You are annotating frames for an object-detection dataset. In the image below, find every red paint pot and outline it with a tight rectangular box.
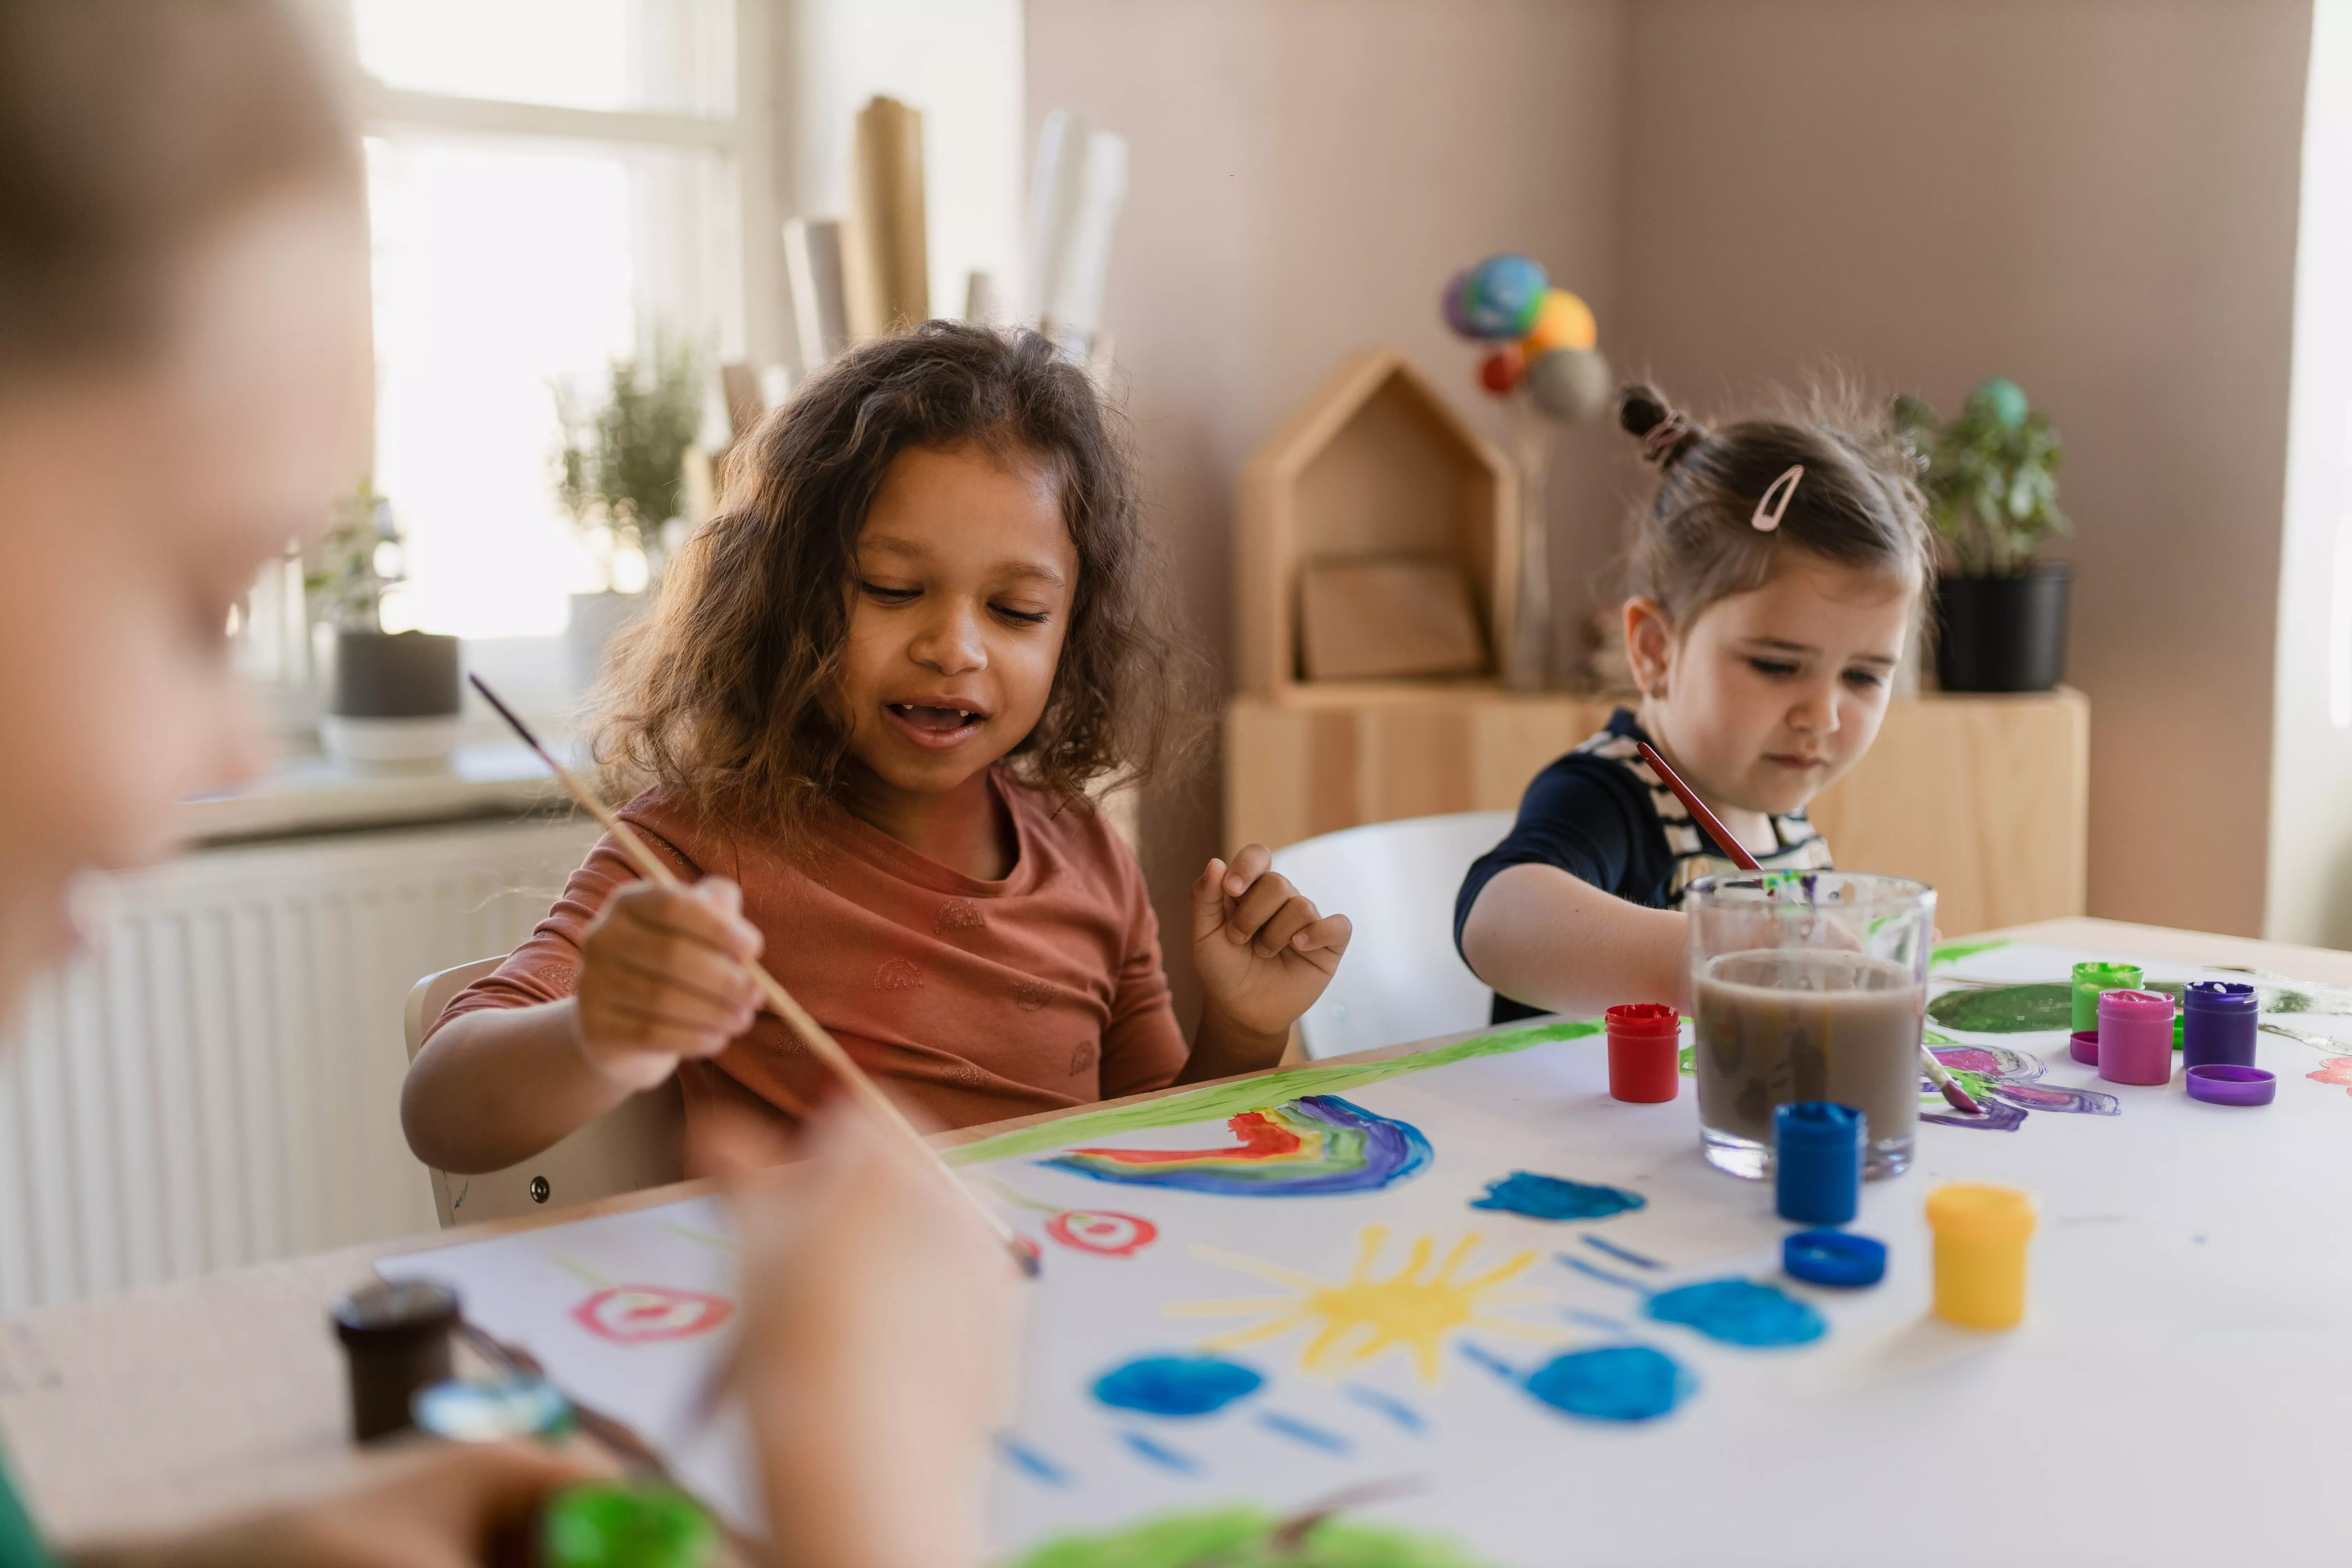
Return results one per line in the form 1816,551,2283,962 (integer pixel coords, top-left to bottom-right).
1606,1003,1680,1103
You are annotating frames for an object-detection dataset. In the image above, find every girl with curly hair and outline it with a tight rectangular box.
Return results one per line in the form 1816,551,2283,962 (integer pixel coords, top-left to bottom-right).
405,323,1352,1172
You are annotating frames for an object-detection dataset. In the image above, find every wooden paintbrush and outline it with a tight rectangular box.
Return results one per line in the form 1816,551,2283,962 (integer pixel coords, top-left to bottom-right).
1634,739,1983,1117
468,674,1040,1277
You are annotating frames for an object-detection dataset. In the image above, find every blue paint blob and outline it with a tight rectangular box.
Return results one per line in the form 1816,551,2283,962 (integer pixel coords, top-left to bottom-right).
1343,1384,1426,1434
1117,1430,1200,1474
1472,1171,1646,1222
1521,1345,1693,1423
1091,1354,1264,1417
1256,1410,1351,1454
994,1435,1071,1487
1644,1278,1826,1348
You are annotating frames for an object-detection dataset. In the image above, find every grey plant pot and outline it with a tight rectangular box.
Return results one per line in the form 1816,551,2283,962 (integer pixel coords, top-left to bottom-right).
323,630,462,766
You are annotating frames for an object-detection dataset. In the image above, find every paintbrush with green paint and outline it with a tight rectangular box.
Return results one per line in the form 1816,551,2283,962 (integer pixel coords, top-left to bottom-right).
1635,740,1983,1117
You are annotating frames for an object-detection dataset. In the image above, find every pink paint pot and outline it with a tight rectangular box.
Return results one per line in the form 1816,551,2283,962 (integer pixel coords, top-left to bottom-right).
2097,989,2176,1086
2069,1029,2100,1066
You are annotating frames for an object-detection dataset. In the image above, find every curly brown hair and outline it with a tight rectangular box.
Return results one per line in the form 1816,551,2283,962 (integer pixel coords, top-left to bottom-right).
589,321,1201,845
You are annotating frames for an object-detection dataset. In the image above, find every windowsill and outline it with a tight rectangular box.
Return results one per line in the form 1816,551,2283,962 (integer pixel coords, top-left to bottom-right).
176,741,575,847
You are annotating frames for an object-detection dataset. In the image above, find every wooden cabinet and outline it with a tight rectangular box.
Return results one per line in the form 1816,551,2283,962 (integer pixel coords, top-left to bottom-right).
1224,684,2088,937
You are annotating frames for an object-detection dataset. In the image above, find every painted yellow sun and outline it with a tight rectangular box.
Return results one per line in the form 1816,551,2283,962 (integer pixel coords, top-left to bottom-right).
1165,1224,1560,1384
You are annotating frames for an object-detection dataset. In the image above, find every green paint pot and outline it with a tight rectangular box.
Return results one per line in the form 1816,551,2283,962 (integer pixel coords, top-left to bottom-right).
2071,962,2143,1034
541,1482,718,1568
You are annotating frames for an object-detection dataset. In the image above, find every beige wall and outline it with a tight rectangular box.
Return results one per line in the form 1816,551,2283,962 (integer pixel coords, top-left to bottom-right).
1613,0,2311,935
1026,0,1627,1025
1030,0,2315,968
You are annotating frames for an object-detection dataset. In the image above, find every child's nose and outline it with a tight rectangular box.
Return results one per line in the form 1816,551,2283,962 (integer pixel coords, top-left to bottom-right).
1790,680,1841,735
908,602,987,673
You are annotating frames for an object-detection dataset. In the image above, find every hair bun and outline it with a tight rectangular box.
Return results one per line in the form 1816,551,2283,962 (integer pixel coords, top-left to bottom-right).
1619,385,1701,466
1619,386,1671,439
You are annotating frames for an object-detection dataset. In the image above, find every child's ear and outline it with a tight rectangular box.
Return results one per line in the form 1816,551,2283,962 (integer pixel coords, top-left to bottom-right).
1623,596,1675,699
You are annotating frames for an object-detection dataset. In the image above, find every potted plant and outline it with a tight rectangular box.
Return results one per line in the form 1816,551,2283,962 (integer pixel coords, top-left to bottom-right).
554,334,707,691
307,481,461,766
1894,378,2071,693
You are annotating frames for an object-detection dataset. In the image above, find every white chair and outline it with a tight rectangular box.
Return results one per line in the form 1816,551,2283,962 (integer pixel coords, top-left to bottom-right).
404,957,685,1228
1272,810,1515,1059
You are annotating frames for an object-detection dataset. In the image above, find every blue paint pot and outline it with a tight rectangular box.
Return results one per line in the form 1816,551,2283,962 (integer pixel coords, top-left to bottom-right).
1774,1101,1863,1227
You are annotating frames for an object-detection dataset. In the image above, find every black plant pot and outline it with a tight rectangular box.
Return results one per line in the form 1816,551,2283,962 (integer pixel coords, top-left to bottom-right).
332,630,461,718
1934,564,2071,693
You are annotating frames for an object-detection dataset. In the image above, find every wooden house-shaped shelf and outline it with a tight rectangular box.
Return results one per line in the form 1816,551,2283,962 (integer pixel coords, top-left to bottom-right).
1236,347,1517,699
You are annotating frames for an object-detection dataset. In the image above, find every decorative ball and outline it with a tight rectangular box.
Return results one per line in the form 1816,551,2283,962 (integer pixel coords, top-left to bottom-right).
1440,268,1478,337
1448,253,1548,340
1969,377,2030,429
1521,288,1597,355
1478,347,1524,394
1526,346,1614,423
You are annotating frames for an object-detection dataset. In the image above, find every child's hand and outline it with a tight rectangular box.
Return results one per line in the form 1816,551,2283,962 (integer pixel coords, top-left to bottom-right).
573,877,764,1092
1189,845,1353,1042
716,1103,1021,1568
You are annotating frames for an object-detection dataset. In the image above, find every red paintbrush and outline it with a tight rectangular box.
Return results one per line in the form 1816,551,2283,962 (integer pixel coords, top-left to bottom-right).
1636,740,1982,1117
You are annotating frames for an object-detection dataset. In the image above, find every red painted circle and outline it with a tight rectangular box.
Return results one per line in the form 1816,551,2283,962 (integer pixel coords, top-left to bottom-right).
571,1284,734,1343
1045,1210,1159,1257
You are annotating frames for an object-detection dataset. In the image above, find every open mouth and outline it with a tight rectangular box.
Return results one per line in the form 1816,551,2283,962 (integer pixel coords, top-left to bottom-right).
884,702,989,746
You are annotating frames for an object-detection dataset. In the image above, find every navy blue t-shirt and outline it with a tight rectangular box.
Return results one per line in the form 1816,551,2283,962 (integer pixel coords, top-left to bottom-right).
1453,709,1833,1023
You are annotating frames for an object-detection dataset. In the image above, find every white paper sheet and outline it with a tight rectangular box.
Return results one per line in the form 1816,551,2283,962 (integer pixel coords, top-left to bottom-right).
382,942,2352,1566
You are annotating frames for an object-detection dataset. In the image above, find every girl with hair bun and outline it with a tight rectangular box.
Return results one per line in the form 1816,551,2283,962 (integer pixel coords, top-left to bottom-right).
1454,383,1933,1022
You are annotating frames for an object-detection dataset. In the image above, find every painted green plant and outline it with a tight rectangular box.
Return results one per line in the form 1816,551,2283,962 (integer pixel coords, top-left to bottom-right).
1891,378,2066,578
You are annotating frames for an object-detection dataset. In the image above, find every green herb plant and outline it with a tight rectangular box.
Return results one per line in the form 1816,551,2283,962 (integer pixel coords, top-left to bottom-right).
554,331,707,586
1891,377,2067,578
306,479,401,634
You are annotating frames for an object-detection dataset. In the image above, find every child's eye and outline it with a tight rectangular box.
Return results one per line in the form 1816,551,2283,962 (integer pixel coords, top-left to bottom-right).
858,580,919,604
1746,658,1800,679
993,603,1051,626
1843,668,1888,690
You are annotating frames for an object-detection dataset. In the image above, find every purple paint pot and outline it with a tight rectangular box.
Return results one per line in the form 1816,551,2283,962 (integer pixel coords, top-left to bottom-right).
2182,981,2258,1070
2185,1064,2275,1107
2068,1029,2100,1066
2097,989,2175,1086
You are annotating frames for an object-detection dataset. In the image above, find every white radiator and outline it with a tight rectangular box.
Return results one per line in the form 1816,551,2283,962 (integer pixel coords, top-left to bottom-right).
0,816,598,1314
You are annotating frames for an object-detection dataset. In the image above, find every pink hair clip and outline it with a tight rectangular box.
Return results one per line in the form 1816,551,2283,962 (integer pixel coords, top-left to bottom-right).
1642,414,1690,463
1751,464,1804,532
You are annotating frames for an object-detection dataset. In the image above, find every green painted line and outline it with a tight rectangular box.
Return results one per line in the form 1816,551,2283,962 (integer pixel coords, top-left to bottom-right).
945,1020,1602,1167
1931,937,2010,967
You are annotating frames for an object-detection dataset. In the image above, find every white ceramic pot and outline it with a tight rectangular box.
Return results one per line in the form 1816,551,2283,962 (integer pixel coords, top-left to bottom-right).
320,713,462,767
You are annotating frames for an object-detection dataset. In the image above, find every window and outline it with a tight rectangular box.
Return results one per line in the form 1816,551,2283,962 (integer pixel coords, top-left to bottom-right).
350,0,764,639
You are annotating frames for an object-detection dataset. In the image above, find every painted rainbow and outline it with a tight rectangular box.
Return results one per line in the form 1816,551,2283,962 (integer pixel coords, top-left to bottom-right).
1041,1095,1432,1196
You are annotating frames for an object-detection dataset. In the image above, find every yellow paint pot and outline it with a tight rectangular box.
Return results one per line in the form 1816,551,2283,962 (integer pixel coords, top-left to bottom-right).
1925,1183,2036,1331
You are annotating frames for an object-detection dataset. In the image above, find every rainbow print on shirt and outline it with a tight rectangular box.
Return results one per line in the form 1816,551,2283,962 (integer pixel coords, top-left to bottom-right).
1041,1095,1432,1197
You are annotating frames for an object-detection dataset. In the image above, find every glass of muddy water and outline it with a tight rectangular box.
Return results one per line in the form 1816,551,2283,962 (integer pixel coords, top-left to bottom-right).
1687,871,1934,1181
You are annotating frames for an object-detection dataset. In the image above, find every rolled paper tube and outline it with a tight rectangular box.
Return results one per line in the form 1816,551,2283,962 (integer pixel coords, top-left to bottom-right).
2182,980,2259,1070
1605,1002,1680,1103
1774,1101,1864,1227
1926,1183,2035,1331
2068,1029,2100,1066
2097,988,2175,1086
2185,1064,2276,1107
2071,961,2143,1034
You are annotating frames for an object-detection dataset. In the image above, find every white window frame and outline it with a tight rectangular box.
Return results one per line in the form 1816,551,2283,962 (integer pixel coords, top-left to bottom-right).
349,2,783,371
